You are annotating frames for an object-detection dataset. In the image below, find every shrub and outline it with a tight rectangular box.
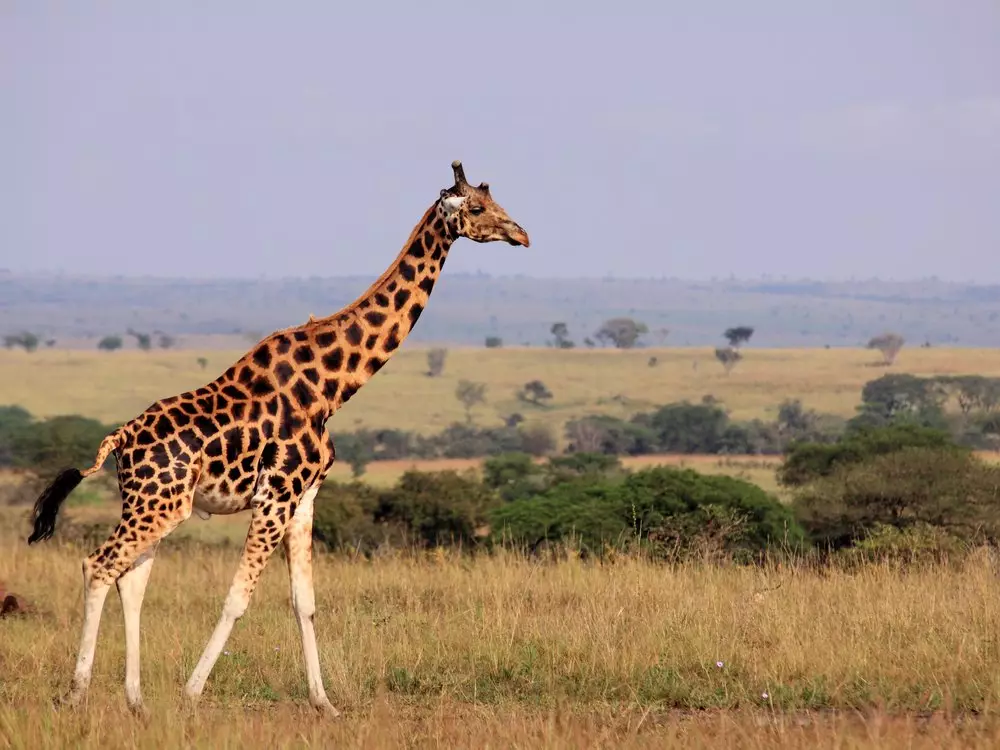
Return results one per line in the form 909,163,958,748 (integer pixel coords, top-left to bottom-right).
312,480,387,553
426,348,447,377
491,465,803,561
778,424,958,487
618,467,804,557
375,470,498,549
791,447,1000,550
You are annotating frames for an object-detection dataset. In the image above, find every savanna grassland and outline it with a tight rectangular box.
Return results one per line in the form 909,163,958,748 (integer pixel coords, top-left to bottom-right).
5,346,1000,748
5,345,1000,437
5,512,1000,749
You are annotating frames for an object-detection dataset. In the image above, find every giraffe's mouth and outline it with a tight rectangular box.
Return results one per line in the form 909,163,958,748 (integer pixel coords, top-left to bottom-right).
504,222,530,248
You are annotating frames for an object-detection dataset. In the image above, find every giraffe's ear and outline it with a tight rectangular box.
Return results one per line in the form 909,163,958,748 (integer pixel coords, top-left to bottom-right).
440,195,466,216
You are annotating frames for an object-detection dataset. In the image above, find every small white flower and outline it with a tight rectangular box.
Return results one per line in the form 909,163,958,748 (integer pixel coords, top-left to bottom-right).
223,650,230,656
716,661,724,669
274,646,280,651
761,691,769,700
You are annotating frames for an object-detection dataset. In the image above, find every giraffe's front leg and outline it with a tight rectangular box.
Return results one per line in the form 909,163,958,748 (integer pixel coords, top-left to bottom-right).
183,498,289,703
283,485,339,717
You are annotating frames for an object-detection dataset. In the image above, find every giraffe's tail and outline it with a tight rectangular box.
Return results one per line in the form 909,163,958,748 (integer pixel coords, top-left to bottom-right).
27,429,122,545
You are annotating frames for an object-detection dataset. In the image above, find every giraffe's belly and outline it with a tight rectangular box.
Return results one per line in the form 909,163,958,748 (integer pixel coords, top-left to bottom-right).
192,487,253,518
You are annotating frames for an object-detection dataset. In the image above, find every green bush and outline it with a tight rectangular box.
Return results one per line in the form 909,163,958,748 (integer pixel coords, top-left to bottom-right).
490,466,802,561
791,447,1000,550
312,480,388,553
489,478,628,552
618,467,805,556
375,470,498,549
778,424,959,487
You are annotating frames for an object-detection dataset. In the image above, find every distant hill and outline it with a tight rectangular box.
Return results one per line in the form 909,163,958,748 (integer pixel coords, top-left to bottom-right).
2,271,999,349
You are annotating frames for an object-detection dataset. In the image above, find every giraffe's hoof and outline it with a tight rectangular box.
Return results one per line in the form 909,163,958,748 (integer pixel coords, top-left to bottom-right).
127,699,151,722
312,698,341,719
53,689,85,710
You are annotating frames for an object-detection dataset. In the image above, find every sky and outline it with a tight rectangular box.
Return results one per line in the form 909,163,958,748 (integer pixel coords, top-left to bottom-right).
3,2,999,282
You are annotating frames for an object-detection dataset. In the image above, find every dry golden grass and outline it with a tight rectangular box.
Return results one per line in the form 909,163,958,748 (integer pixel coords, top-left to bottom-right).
5,346,1000,438
3,510,1000,747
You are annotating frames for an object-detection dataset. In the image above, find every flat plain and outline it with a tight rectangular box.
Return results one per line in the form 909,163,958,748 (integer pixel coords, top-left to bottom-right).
4,515,1000,749
4,346,1000,436
4,345,1000,748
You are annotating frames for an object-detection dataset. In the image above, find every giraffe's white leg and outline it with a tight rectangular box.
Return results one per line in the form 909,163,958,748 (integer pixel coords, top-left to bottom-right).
58,560,112,708
283,486,339,717
184,500,288,702
116,543,159,715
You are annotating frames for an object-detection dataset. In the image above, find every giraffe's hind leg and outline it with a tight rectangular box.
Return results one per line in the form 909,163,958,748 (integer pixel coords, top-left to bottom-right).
60,491,190,711
116,541,160,716
183,488,293,703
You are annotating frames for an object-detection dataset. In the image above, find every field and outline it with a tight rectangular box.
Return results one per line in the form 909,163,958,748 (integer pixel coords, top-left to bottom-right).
4,345,1000,747
5,346,1000,440
5,512,1000,749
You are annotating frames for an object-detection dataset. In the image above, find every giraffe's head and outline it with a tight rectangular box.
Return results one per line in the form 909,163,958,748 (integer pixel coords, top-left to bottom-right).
438,161,530,247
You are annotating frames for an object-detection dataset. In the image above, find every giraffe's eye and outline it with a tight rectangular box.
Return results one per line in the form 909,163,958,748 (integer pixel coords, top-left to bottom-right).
469,205,484,216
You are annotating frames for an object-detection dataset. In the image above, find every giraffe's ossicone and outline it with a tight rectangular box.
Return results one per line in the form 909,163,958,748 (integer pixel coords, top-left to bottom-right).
25,161,529,717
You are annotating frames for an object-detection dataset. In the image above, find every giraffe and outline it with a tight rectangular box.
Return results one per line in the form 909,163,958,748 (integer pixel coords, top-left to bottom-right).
25,160,529,717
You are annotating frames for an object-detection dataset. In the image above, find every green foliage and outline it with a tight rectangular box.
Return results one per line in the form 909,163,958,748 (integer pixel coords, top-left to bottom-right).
97,335,123,352
484,335,503,348
723,326,754,348
3,332,40,353
312,480,386,553
376,470,498,549
619,467,804,555
7,414,115,473
791,447,1000,550
594,317,648,349
490,464,801,560
778,423,959,487
0,405,34,467
550,322,574,349
517,380,553,407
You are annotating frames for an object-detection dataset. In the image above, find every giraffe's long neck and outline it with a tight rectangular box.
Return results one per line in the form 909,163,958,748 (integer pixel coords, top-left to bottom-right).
308,200,456,411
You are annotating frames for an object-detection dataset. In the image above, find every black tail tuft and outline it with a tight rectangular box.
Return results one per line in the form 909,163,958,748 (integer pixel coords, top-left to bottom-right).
27,468,84,545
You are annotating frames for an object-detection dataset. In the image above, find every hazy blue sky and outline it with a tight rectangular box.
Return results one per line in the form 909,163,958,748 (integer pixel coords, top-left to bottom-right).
3,2,999,282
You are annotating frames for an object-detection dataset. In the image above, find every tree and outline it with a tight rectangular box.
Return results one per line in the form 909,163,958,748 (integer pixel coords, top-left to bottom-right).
426,348,447,377
3,332,40,353
196,356,208,370
157,334,176,349
724,326,754,348
517,380,553,407
594,317,648,349
714,346,742,374
867,332,905,366
97,335,123,352
550,322,574,349
127,330,152,351
455,380,487,423
484,336,503,348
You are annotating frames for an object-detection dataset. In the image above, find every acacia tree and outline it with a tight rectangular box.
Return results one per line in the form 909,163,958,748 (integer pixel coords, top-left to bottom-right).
97,335,123,352
455,380,488,423
426,348,447,377
724,326,754,348
517,380,553,407
714,346,742,374
550,322,574,349
867,332,905,366
594,317,648,349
